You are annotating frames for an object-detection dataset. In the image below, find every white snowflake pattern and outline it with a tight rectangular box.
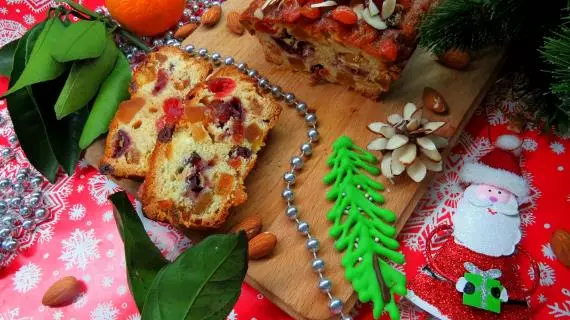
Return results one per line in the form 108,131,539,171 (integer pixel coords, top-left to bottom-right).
529,262,556,287
77,184,84,192
551,141,566,155
23,14,35,25
543,243,557,260
59,229,101,270
538,293,548,303
0,307,33,320
53,310,64,320
226,309,238,320
90,302,119,320
106,249,115,258
126,314,141,320
69,204,86,221
37,224,55,243
101,276,114,288
73,293,88,309
78,158,90,169
102,211,113,222
487,108,507,125
522,138,538,152
548,288,570,317
0,7,7,14
88,175,120,205
117,285,128,296
12,263,42,293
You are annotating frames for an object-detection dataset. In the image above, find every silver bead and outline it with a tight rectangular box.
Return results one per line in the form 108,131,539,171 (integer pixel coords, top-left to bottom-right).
1,215,15,226
311,258,325,272
184,8,193,17
1,148,12,159
305,113,317,126
210,52,221,63
306,238,320,252
224,57,235,65
0,227,12,238
190,16,201,23
237,63,248,72
291,156,304,170
8,135,18,145
341,315,353,320
30,176,43,188
283,172,296,184
2,238,17,251
19,207,31,218
126,53,134,60
21,219,35,231
198,48,208,57
12,182,24,193
318,277,332,292
308,128,320,142
19,168,31,177
30,191,41,198
177,21,185,28
286,206,298,220
247,69,258,78
34,208,47,220
281,188,294,201
152,39,164,47
165,39,180,46
183,44,195,54
297,221,309,234
283,93,296,104
329,298,344,315
27,196,40,207
192,4,200,12
204,0,213,7
0,201,7,213
165,30,175,40
94,7,106,14
296,102,308,113
301,143,313,156
271,85,282,97
211,1,221,6
10,197,22,208
0,179,10,189
257,78,269,88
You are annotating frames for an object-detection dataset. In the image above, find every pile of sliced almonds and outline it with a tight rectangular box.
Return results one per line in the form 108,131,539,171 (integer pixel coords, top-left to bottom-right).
353,0,395,30
367,102,448,182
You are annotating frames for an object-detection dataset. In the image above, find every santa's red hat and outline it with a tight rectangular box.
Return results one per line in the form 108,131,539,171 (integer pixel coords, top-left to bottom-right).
459,135,529,200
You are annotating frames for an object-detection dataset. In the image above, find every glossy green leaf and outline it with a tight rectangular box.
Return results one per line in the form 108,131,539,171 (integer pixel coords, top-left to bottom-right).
109,192,168,312
54,36,118,120
141,233,248,320
52,20,106,62
79,52,131,149
0,38,20,76
3,17,66,96
6,22,59,182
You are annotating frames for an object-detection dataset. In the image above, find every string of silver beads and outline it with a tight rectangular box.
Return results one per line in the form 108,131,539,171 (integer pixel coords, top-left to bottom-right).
174,43,351,319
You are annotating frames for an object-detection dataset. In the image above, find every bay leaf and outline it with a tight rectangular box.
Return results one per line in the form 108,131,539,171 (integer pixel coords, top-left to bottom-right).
141,232,248,320
79,52,131,149
0,38,20,76
52,20,106,62
3,17,66,96
54,36,118,120
109,192,168,311
6,22,59,182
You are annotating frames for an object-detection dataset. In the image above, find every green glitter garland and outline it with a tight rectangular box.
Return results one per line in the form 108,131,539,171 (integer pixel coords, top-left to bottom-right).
323,136,406,320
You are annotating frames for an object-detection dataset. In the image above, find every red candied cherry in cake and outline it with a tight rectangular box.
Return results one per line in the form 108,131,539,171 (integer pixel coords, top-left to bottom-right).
379,38,398,62
331,6,358,25
207,77,237,98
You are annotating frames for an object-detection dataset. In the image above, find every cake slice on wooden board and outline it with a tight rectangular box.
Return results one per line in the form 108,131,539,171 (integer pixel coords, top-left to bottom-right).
141,66,282,229
99,46,213,178
240,0,434,98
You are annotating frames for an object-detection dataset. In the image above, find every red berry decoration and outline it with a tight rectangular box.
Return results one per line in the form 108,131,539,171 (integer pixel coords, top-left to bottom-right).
207,77,237,98
162,97,184,121
299,5,321,20
331,6,357,25
379,38,398,62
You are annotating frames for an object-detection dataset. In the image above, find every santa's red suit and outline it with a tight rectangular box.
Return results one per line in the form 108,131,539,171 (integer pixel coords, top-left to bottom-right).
406,135,539,320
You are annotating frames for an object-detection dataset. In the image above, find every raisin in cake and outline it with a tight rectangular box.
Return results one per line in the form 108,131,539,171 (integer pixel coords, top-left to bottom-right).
141,66,282,229
240,0,434,98
99,46,212,178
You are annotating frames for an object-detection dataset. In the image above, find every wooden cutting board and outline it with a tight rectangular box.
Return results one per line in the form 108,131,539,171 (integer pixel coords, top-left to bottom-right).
86,1,504,318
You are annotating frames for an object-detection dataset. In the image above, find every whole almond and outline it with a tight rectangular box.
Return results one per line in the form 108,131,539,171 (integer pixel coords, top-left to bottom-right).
202,5,222,27
229,216,262,240
551,229,570,267
438,49,470,70
248,232,277,259
227,11,244,35
423,86,449,114
174,23,199,39
42,276,81,307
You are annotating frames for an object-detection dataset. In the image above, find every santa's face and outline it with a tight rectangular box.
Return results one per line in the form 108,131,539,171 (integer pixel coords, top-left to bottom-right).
465,184,519,216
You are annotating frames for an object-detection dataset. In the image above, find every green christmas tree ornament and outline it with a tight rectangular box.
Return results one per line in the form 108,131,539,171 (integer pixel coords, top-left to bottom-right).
323,136,407,320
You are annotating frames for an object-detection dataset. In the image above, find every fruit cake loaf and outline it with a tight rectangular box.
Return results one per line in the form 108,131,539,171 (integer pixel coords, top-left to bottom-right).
141,66,282,229
240,0,434,98
99,46,213,178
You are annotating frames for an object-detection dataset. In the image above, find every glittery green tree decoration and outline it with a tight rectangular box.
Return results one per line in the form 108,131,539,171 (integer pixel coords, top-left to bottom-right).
323,136,406,320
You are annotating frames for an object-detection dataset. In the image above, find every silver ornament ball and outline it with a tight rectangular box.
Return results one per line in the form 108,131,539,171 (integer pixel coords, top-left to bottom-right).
224,57,235,65
318,277,332,292
296,102,308,113
285,206,298,220
329,298,344,315
291,156,304,170
21,219,35,231
297,220,310,234
306,238,320,252
308,128,320,142
283,172,296,184
34,208,47,220
281,188,294,201
311,258,325,272
2,238,17,251
305,113,317,126
300,143,313,156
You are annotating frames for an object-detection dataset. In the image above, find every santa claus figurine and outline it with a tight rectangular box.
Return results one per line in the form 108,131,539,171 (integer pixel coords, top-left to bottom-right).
406,135,539,320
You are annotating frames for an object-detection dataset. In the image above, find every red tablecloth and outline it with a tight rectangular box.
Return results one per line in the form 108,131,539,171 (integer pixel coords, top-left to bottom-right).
1,2,569,319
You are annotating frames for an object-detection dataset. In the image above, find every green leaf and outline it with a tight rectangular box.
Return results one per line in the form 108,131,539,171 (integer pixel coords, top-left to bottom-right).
3,17,66,96
79,52,131,149
0,38,20,76
6,22,59,182
109,192,168,312
54,36,118,120
51,20,106,62
141,233,248,320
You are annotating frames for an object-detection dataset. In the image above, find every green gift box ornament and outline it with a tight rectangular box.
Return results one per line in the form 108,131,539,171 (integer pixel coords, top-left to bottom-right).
456,262,507,313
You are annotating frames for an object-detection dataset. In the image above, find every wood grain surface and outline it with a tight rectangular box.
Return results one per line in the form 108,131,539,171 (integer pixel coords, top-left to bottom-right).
86,1,504,318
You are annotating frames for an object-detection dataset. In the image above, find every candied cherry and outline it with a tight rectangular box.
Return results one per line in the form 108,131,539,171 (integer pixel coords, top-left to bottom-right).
229,146,252,159
111,130,131,158
379,38,398,62
207,77,237,98
163,97,184,121
331,6,358,25
153,69,169,95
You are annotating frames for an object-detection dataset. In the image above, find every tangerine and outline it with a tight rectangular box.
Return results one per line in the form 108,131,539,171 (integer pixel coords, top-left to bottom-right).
105,0,186,36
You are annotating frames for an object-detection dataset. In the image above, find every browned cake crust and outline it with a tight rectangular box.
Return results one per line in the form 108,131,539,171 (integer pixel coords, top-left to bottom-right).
141,66,282,229
99,46,213,178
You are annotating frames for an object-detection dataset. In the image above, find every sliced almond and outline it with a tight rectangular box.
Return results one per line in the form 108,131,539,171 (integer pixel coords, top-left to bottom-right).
416,136,437,150
391,147,406,175
406,159,427,182
380,152,393,178
381,0,396,19
421,155,443,172
368,122,388,133
387,113,403,125
410,108,423,122
421,118,429,125
406,118,420,131
353,4,364,20
261,0,278,10
398,143,417,165
311,1,337,7
430,136,449,148
420,147,442,162
423,121,446,134
361,8,387,30
367,137,388,151
254,8,264,19
403,102,417,120
379,126,395,138
368,0,380,16
386,134,409,150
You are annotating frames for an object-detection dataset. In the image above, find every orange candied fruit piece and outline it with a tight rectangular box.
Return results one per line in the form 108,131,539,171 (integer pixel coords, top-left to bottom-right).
228,157,242,169
184,103,206,123
245,123,262,143
378,38,398,62
158,199,174,209
215,173,235,195
116,97,145,123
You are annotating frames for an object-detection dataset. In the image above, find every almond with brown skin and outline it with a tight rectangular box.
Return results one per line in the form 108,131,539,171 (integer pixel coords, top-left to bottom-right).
227,11,244,35
423,87,449,114
202,5,222,27
42,276,82,307
174,23,199,39
438,49,470,70
229,216,262,240
248,232,277,259
551,229,570,267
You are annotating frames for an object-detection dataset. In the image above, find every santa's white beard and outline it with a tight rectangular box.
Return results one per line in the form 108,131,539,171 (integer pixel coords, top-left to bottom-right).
452,189,521,257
